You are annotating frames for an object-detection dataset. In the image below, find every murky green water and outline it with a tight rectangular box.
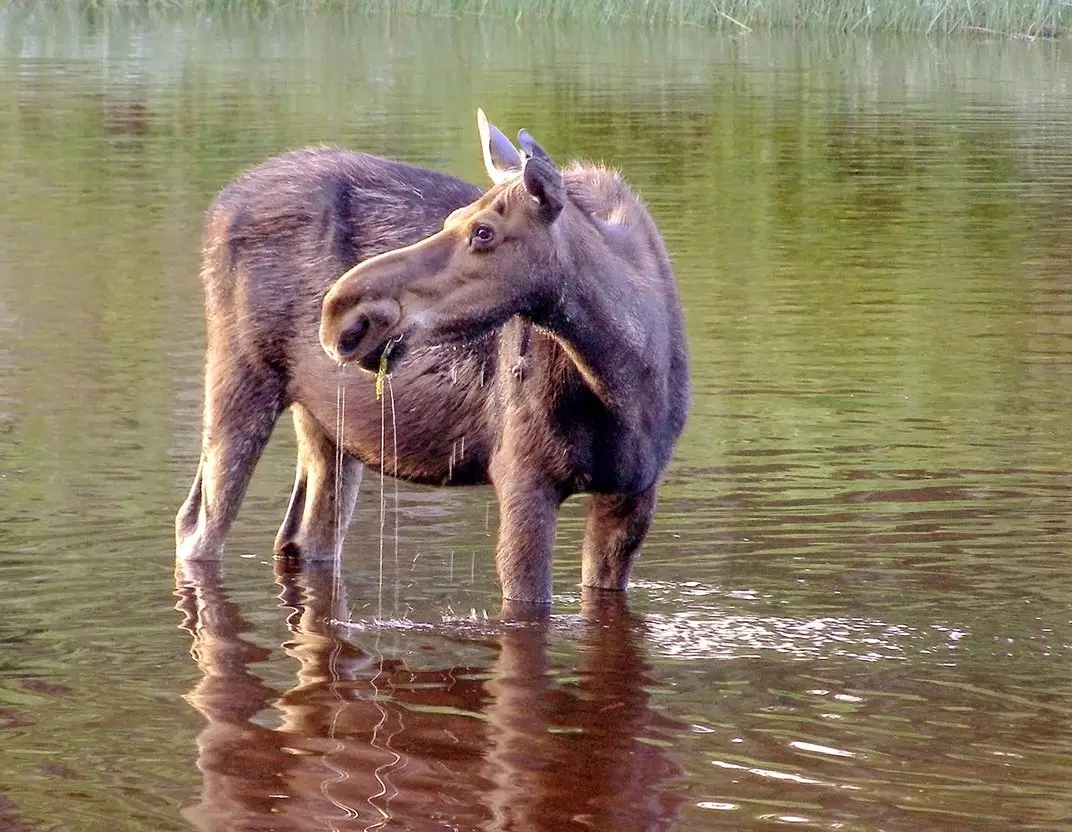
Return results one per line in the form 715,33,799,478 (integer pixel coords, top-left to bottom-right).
2,8,1071,831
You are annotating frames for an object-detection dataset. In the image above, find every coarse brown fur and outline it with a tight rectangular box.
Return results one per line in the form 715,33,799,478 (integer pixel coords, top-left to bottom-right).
177,115,690,604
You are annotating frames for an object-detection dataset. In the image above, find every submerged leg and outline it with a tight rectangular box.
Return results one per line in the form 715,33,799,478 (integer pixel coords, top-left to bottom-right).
274,404,363,561
492,465,562,604
176,363,284,562
581,485,658,591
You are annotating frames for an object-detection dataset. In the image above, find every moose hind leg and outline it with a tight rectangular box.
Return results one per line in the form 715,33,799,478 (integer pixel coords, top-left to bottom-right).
176,368,283,562
581,486,658,591
274,404,362,561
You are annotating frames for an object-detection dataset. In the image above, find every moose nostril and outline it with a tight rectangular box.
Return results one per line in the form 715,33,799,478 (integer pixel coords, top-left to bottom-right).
336,314,369,358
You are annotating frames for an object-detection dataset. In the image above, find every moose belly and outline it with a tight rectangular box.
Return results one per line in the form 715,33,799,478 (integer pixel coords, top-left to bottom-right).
296,341,495,487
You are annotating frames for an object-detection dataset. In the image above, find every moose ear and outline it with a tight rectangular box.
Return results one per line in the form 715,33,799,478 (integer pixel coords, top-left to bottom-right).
477,108,522,185
518,129,564,224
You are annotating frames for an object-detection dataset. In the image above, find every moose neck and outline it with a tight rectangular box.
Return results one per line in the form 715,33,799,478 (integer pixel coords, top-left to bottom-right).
538,199,670,423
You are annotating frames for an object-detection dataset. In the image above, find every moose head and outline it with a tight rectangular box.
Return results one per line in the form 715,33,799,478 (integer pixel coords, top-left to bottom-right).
319,110,568,372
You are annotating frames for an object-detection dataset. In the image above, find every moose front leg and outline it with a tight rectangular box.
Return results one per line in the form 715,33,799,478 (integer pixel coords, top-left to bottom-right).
491,465,562,604
581,485,658,591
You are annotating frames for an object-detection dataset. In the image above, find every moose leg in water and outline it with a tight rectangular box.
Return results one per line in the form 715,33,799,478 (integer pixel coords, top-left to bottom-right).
274,404,363,559
176,349,284,562
491,463,563,604
581,485,659,591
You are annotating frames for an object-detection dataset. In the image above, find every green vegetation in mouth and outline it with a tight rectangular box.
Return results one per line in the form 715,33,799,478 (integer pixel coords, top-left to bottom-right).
375,336,401,401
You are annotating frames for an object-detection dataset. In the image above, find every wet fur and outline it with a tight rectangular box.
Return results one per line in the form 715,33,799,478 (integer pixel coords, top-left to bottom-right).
177,143,689,603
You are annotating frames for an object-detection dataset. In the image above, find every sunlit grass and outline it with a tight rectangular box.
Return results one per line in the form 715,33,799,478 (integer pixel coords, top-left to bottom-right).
14,0,1071,35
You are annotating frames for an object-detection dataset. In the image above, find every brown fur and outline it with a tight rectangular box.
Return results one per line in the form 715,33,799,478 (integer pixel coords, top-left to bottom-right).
177,125,689,604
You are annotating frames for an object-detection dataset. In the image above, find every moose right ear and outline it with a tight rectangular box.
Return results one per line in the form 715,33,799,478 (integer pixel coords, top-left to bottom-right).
477,108,522,185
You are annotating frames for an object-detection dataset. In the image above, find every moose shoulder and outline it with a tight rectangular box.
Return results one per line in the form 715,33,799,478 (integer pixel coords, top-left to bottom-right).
177,111,690,604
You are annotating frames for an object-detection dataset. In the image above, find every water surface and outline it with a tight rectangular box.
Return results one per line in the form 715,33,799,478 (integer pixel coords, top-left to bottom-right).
1,9,1071,831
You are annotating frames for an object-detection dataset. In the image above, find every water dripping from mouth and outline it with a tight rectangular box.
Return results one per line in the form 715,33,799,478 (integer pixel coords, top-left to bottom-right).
334,377,346,562
387,375,400,622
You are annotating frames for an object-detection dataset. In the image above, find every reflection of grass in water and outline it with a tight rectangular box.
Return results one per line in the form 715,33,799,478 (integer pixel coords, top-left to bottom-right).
21,0,1071,35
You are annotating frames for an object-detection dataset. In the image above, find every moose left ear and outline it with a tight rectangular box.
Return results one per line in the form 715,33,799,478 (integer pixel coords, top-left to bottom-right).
518,129,564,224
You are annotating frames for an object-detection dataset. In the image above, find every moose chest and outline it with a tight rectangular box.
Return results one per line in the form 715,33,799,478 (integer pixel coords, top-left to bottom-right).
490,323,647,497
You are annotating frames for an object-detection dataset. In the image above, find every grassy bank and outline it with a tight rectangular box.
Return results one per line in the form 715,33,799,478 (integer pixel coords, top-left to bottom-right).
13,0,1071,36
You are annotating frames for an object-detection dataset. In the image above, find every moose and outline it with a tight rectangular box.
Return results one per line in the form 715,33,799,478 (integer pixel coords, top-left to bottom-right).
176,110,689,604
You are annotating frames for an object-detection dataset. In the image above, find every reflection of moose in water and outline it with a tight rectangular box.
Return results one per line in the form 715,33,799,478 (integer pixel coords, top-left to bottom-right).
176,110,689,603
175,562,684,831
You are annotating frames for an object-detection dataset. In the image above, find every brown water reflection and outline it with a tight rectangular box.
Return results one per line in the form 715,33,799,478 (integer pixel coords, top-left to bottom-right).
175,562,684,831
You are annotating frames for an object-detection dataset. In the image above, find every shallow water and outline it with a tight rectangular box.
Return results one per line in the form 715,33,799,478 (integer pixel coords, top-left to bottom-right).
1,9,1071,831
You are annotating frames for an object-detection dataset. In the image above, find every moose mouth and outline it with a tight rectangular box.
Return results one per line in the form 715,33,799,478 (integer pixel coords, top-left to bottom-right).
328,303,488,375
335,323,408,374
326,297,407,373
362,333,407,374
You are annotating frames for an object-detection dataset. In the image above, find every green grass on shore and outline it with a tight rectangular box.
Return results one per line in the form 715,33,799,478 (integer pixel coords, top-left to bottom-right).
14,0,1072,36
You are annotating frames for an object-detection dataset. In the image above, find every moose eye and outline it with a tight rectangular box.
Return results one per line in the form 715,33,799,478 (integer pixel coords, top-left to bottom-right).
469,224,496,250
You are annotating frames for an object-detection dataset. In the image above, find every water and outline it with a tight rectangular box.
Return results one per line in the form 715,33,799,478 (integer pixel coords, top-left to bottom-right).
2,8,1071,831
